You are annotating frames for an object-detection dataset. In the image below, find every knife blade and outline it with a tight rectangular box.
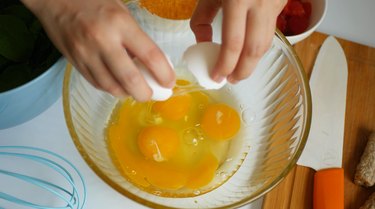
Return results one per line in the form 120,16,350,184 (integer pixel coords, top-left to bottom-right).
297,36,348,209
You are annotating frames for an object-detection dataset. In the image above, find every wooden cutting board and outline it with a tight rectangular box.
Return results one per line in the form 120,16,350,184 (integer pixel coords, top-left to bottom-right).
262,32,375,209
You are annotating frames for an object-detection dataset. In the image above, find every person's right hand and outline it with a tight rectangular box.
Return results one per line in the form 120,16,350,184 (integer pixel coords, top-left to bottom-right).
190,0,286,84
21,0,175,101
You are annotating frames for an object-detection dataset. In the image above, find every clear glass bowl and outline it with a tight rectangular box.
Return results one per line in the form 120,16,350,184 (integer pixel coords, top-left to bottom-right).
63,3,311,208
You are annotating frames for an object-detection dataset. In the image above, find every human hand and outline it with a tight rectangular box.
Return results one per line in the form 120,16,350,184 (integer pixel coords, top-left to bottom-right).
190,0,287,84
21,0,175,101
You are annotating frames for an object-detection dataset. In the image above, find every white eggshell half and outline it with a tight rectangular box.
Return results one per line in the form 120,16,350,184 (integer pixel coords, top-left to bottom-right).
182,42,227,90
133,58,173,101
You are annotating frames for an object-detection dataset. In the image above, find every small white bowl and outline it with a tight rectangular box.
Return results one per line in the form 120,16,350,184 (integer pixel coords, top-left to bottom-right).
286,0,327,44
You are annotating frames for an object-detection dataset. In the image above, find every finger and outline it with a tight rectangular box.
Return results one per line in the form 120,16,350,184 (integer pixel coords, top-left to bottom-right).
76,64,101,89
212,0,247,82
228,10,275,83
101,45,153,102
190,0,221,42
63,38,127,97
84,53,128,98
121,19,175,89
64,52,102,90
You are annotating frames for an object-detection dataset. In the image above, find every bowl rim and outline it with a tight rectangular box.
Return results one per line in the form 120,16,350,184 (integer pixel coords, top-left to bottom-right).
62,31,312,209
0,57,64,97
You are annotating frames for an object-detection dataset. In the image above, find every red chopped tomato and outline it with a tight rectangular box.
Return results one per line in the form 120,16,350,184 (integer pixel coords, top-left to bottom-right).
277,15,287,34
282,0,293,16
302,2,312,18
277,0,312,36
287,16,309,35
288,1,305,16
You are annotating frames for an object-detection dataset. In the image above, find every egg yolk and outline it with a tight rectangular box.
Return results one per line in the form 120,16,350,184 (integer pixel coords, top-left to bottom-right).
152,94,192,121
185,153,219,189
175,79,191,86
142,163,188,190
107,80,242,197
138,126,180,162
201,104,241,140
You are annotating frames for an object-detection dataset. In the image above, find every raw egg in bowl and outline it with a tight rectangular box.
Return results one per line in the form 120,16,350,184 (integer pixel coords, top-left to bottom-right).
63,3,311,208
63,31,311,208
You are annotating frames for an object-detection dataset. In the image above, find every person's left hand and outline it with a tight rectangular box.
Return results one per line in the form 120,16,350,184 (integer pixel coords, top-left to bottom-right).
190,0,287,84
21,0,176,102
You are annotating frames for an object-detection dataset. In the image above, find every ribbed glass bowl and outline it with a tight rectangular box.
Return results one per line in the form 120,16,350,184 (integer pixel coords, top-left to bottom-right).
63,3,311,208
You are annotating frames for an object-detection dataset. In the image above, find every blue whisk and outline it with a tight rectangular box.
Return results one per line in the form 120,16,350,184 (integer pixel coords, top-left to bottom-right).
0,146,86,209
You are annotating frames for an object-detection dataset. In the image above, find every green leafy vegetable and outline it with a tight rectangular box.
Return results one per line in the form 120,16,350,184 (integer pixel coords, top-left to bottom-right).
30,32,61,79
0,2,61,93
0,55,9,70
0,63,32,92
0,0,20,10
2,5,34,25
28,18,42,39
0,15,34,62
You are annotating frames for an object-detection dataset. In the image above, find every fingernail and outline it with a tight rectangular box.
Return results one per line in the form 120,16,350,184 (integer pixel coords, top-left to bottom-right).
167,79,176,88
161,78,175,89
112,88,127,99
164,69,176,88
165,56,176,89
212,74,225,83
227,76,239,84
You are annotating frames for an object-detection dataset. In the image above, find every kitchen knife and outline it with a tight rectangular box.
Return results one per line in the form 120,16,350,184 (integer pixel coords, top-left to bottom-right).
297,36,348,209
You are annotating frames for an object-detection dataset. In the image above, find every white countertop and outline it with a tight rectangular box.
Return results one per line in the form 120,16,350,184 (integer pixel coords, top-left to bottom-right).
1,0,374,208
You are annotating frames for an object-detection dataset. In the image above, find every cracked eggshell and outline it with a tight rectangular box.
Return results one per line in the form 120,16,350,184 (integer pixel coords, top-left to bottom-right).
133,58,173,101
182,42,227,90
